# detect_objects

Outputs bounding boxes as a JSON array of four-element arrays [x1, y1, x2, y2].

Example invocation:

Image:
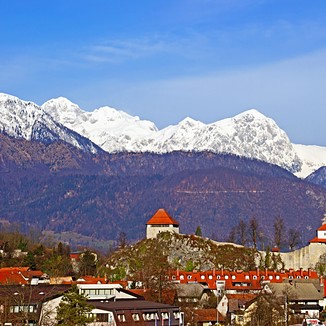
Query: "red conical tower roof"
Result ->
[[146, 209, 179, 226]]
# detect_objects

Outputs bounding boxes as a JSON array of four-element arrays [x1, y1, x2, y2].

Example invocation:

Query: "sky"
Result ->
[[0, 0, 326, 146]]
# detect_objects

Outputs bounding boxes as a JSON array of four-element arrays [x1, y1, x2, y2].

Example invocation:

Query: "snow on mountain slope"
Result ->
[[0, 93, 100, 153], [137, 109, 302, 173], [42, 97, 303, 173], [41, 98, 158, 152], [293, 144, 326, 178], [2, 93, 324, 177]]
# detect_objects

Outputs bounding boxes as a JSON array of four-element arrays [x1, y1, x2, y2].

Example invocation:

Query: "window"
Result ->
[[180, 275, 184, 280], [225, 275, 229, 279], [173, 311, 180, 319], [269, 275, 273, 280], [208, 275, 213, 280], [161, 312, 169, 320], [143, 313, 158, 321], [10, 305, 36, 313], [231, 275, 236, 280], [117, 314, 126, 322], [201, 275, 205, 280], [132, 313, 140, 321], [96, 314, 109, 322]]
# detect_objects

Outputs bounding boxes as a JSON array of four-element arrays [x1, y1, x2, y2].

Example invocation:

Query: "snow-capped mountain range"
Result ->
[[1, 93, 325, 178], [0, 94, 100, 154]]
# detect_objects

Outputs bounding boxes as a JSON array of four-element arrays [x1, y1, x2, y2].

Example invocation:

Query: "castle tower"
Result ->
[[146, 208, 180, 239], [309, 213, 326, 244]]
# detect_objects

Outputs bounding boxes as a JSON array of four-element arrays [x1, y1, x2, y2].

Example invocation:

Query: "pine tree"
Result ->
[[56, 286, 94, 326]]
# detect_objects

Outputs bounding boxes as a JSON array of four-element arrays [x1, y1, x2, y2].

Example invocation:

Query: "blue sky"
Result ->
[[1, 0, 326, 145]]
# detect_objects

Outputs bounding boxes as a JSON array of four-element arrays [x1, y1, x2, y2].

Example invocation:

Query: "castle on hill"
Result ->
[[146, 209, 326, 270]]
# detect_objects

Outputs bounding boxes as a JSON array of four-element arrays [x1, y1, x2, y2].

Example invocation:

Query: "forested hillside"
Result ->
[[1, 134, 326, 249]]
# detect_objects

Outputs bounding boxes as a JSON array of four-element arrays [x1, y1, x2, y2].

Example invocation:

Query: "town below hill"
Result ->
[[1, 226, 326, 325]]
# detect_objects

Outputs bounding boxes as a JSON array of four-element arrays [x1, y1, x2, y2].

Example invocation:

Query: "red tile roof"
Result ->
[[318, 224, 326, 231], [146, 209, 179, 226], [309, 237, 326, 243], [192, 309, 225, 322], [168, 269, 319, 291], [0, 267, 46, 285]]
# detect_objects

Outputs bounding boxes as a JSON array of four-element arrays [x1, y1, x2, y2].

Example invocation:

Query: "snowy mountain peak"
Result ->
[[1, 93, 325, 177], [0, 94, 100, 153], [235, 108, 268, 120], [42, 97, 84, 125], [178, 117, 205, 128]]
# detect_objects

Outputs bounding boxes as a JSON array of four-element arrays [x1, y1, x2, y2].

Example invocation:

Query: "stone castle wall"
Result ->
[[279, 242, 326, 270]]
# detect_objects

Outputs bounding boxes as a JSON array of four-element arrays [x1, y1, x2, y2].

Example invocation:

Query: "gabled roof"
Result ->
[[269, 282, 323, 301], [146, 209, 179, 226], [0, 267, 47, 285]]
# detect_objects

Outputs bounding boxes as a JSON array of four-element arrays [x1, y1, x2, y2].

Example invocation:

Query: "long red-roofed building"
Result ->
[[168, 269, 319, 294]]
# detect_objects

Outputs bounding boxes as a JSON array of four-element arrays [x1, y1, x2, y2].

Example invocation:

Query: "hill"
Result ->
[[1, 134, 325, 249]]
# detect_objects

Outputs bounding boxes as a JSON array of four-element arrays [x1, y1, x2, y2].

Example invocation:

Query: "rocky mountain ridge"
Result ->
[[1, 93, 325, 177], [0, 93, 101, 154], [42, 97, 303, 174]]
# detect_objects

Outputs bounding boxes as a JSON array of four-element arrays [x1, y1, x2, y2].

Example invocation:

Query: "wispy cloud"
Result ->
[[80, 33, 211, 64]]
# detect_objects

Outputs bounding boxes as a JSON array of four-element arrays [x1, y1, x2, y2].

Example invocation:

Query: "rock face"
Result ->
[[42, 97, 303, 173], [0, 93, 100, 154]]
